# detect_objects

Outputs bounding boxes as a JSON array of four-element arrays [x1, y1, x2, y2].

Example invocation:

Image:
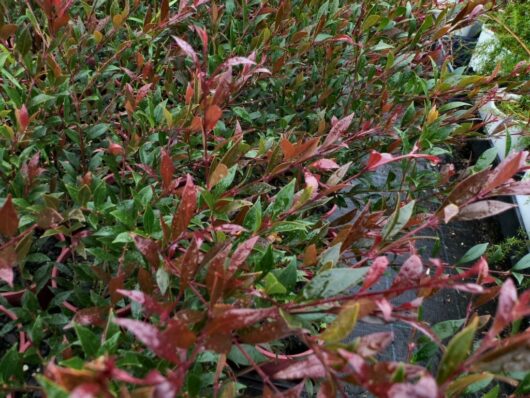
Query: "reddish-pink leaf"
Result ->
[[160, 149, 175, 192], [489, 279, 517, 337], [193, 25, 208, 54], [70, 307, 108, 328], [455, 200, 516, 221], [117, 289, 170, 318], [323, 112, 354, 147], [71, 383, 101, 398], [133, 235, 160, 269], [204, 307, 274, 335], [222, 56, 256, 68], [271, 355, 326, 380], [490, 180, 530, 196], [114, 318, 185, 364], [366, 151, 440, 171], [387, 375, 439, 398], [16, 104, 29, 132], [171, 174, 197, 239], [204, 105, 222, 132], [394, 255, 423, 286], [228, 236, 259, 275], [0, 245, 16, 286], [0, 194, 19, 238], [310, 159, 340, 171], [108, 142, 125, 156], [355, 332, 394, 357], [213, 224, 247, 234], [482, 151, 528, 194], [172, 36, 198, 64], [361, 256, 389, 290]]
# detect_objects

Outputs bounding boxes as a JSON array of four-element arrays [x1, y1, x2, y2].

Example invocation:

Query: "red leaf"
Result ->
[[160, 149, 175, 192], [109, 273, 125, 304], [179, 238, 200, 291], [0, 195, 19, 237], [489, 279, 517, 337], [482, 151, 528, 193], [361, 256, 389, 290], [171, 174, 197, 239], [16, 104, 29, 132], [114, 318, 185, 364], [455, 200, 516, 221], [160, 319, 197, 349], [366, 150, 440, 171], [204, 105, 222, 132], [206, 244, 232, 305], [228, 236, 259, 275], [133, 235, 160, 269], [310, 159, 340, 171], [160, 0, 169, 21], [172, 36, 198, 65]]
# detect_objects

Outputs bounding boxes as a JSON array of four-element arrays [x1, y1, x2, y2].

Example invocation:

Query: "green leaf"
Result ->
[[303, 267, 369, 299], [515, 372, 530, 396], [319, 302, 359, 343], [473, 148, 497, 172], [86, 123, 110, 140], [228, 344, 267, 366], [74, 324, 100, 357], [483, 384, 500, 398], [277, 260, 297, 290], [263, 272, 287, 295], [382, 200, 415, 240], [0, 345, 21, 382], [439, 101, 470, 112], [243, 197, 262, 232], [513, 253, 530, 271], [266, 179, 296, 218], [156, 267, 169, 295], [401, 102, 416, 126], [36, 376, 69, 398], [456, 243, 488, 265], [257, 244, 274, 275], [319, 243, 342, 269], [437, 317, 478, 383], [30, 93, 55, 107]]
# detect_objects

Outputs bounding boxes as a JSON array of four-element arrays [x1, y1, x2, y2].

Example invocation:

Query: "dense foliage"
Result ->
[[477, 0, 529, 118], [0, 0, 529, 396]]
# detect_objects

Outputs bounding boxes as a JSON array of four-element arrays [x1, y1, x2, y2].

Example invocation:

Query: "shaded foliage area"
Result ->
[[0, 0, 529, 396]]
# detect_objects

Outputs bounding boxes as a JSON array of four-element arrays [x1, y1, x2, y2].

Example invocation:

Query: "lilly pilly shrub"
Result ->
[[0, 0, 530, 396]]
